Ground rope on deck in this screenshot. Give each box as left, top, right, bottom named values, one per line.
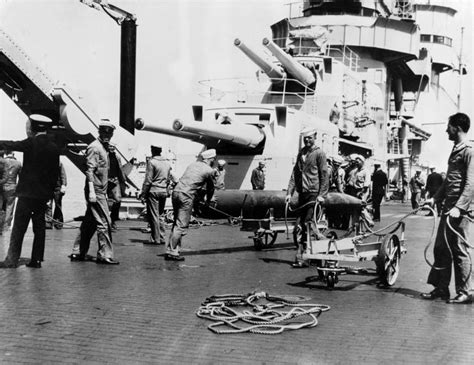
left=196, top=291, right=330, bottom=335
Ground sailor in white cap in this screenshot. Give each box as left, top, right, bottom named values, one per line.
left=329, top=155, right=346, bottom=193
left=213, top=159, right=227, bottom=190
left=0, top=114, right=60, bottom=268
left=140, top=145, right=177, bottom=245
left=70, top=119, right=119, bottom=265
left=286, top=126, right=328, bottom=268
left=166, top=149, right=216, bottom=261
left=345, top=153, right=370, bottom=200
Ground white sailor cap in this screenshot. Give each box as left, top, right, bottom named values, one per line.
left=350, top=153, right=365, bottom=162
left=332, top=155, right=344, bottom=164
left=98, top=119, right=116, bottom=130
left=301, top=127, right=317, bottom=137
left=217, top=159, right=226, bottom=166
left=200, top=149, right=216, bottom=159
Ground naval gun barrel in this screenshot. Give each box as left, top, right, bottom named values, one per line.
left=173, top=119, right=265, bottom=149
left=135, top=118, right=196, bottom=139
left=262, top=38, right=316, bottom=86
left=234, top=38, right=285, bottom=83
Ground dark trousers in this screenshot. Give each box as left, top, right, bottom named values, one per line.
left=372, top=193, right=384, bottom=220
left=146, top=191, right=167, bottom=244
left=107, top=183, right=122, bottom=223
left=4, top=197, right=48, bottom=265
left=427, top=215, right=471, bottom=295
left=46, top=190, right=64, bottom=228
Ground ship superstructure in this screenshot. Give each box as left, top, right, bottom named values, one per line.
left=139, top=0, right=465, bottom=188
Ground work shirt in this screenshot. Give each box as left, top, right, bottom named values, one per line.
left=141, top=156, right=174, bottom=195
left=251, top=168, right=265, bottom=190
left=434, top=141, right=474, bottom=212
left=0, top=135, right=60, bottom=200
left=85, top=139, right=109, bottom=197
left=2, top=157, right=22, bottom=192
left=174, top=161, right=215, bottom=199
left=346, top=166, right=370, bottom=190
left=287, top=145, right=328, bottom=196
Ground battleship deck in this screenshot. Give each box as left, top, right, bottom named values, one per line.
left=0, top=202, right=472, bottom=364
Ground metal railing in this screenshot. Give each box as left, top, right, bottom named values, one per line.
left=197, top=76, right=317, bottom=114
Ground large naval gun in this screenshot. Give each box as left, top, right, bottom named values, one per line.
left=135, top=33, right=340, bottom=190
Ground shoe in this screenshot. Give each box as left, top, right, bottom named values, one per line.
left=54, top=225, right=63, bottom=229
left=447, top=293, right=472, bottom=304
left=26, top=260, right=41, bottom=268
left=164, top=254, right=185, bottom=261
left=373, top=218, right=380, bottom=222
left=159, top=241, right=166, bottom=245
left=111, top=223, right=117, bottom=232
left=420, top=288, right=450, bottom=300
left=96, top=257, right=120, bottom=265
left=70, top=254, right=85, bottom=262
left=143, top=241, right=162, bottom=245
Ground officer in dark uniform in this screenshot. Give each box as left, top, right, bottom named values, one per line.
left=0, top=114, right=60, bottom=268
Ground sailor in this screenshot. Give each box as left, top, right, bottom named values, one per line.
left=409, top=170, right=424, bottom=210
left=107, top=143, right=126, bottom=230
left=0, top=150, right=22, bottom=233
left=0, top=114, right=60, bottom=268
left=328, top=155, right=345, bottom=193
left=345, top=154, right=370, bottom=201
left=45, top=160, right=67, bottom=229
left=422, top=112, right=474, bottom=304
left=70, top=120, right=119, bottom=265
left=140, top=145, right=176, bottom=245
left=166, top=149, right=216, bottom=261
left=286, top=127, right=328, bottom=268
left=251, top=161, right=266, bottom=190
left=371, top=163, right=388, bottom=222
left=213, top=159, right=227, bottom=190
left=425, top=166, right=444, bottom=215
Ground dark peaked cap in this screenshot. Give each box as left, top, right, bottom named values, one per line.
left=29, top=114, right=52, bottom=130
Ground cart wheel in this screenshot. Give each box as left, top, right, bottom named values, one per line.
left=376, top=234, right=401, bottom=286
left=264, top=231, right=278, bottom=247
left=326, top=273, right=336, bottom=289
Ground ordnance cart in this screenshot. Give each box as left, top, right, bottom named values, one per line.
left=301, top=203, right=407, bottom=288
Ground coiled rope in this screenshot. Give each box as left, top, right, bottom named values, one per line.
left=196, top=291, right=330, bottom=335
